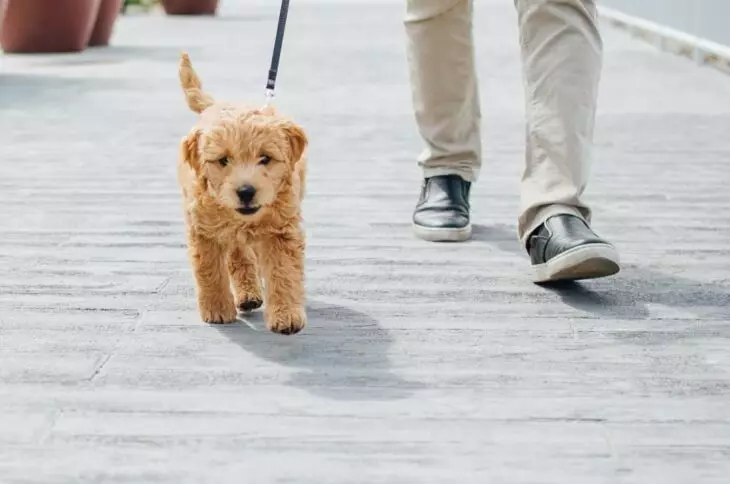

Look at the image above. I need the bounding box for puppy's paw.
[199,298,238,324]
[238,298,263,313]
[266,306,306,335]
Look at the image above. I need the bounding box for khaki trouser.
[405,0,602,245]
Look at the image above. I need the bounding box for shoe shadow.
[471,223,729,320]
[214,300,424,401]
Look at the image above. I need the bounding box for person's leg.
[514,0,619,282]
[405,0,480,242]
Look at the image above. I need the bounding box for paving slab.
[1,0,729,482]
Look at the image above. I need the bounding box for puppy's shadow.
[471,223,729,321]
[215,300,424,401]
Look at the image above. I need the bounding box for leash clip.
[264,88,275,107]
[263,0,289,108]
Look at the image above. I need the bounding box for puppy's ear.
[280,121,308,163]
[179,52,214,113]
[181,129,202,172]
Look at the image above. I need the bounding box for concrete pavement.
[1,0,729,482]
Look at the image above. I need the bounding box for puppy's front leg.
[259,231,306,335]
[189,231,237,324]
[228,244,264,313]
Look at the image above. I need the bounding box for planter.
[1,0,102,53]
[0,0,7,42]
[161,0,218,16]
[89,0,123,46]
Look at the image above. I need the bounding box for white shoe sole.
[412,222,472,242]
[532,243,620,283]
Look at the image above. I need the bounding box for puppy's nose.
[236,185,257,204]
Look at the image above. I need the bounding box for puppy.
[177,53,308,335]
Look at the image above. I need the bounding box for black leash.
[265,0,291,105]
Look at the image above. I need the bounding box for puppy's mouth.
[236,206,261,216]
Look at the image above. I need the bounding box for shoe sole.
[532,243,620,283]
[412,222,472,242]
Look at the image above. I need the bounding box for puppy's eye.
[258,155,271,166]
[218,157,230,167]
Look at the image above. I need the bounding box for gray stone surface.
[1,0,729,482]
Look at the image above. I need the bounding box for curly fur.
[177,53,308,334]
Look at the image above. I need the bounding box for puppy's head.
[179,53,307,220]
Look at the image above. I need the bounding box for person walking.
[405,0,620,283]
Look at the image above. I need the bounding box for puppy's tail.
[179,52,214,114]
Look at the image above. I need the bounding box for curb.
[599,6,730,74]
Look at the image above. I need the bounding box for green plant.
[122,0,159,12]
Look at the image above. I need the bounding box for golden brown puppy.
[177,52,308,334]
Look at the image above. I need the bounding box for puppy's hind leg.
[228,245,264,313]
[189,231,237,324]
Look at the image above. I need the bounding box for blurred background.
[602,0,730,47]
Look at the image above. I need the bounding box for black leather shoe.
[527,214,620,283]
[412,175,471,242]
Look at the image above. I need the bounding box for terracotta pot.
[161,0,218,16]
[89,0,123,46]
[0,0,7,41]
[1,0,102,53]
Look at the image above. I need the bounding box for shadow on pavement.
[471,223,730,320]
[21,45,203,66]
[0,73,134,111]
[215,300,425,402]
[0,45,203,111]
